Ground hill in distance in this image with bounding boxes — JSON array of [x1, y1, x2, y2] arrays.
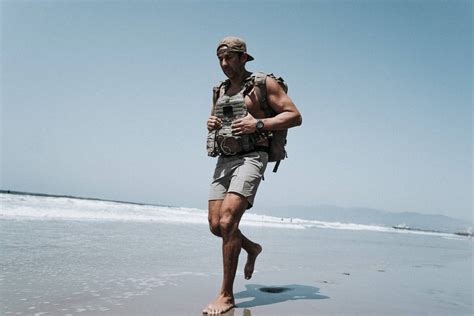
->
[[257, 204, 472, 234]]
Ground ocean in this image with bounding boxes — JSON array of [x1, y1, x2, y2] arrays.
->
[[1, 193, 472, 315]]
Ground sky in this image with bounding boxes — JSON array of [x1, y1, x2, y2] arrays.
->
[[1, 0, 472, 221]]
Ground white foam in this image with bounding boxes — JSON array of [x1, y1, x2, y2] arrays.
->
[[0, 193, 208, 225], [442, 235, 472, 241], [1, 193, 303, 229], [0, 193, 466, 238]]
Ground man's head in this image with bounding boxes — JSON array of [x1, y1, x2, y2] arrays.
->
[[216, 36, 254, 62], [217, 36, 253, 79]]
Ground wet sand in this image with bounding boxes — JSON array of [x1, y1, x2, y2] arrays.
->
[[1, 219, 472, 315]]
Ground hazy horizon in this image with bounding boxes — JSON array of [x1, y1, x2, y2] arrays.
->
[[2, 1, 472, 221]]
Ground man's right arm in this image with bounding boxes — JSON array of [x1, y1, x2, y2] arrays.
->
[[207, 115, 222, 132]]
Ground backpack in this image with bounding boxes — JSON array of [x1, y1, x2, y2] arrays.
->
[[212, 72, 289, 173], [252, 72, 288, 172]]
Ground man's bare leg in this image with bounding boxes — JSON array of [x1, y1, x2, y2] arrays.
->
[[240, 233, 262, 280], [204, 193, 247, 314], [208, 200, 262, 280]]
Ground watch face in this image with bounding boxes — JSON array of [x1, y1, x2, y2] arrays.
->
[[256, 120, 264, 130]]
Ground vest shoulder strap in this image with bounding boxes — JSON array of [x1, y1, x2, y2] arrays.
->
[[212, 80, 228, 114]]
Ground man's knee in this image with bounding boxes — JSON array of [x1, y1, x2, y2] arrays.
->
[[208, 218, 221, 237], [208, 200, 223, 237], [219, 212, 239, 236]]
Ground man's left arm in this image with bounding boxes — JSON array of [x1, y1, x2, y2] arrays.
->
[[261, 77, 302, 131], [231, 77, 302, 135]]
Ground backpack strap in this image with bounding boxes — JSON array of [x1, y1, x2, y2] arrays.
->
[[273, 160, 281, 173], [253, 72, 275, 118], [241, 75, 255, 97]]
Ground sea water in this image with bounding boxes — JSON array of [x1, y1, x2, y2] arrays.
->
[[0, 193, 472, 315]]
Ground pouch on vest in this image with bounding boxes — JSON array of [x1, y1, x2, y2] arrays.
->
[[208, 81, 257, 156]]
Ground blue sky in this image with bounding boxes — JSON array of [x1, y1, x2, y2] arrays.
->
[[1, 0, 472, 220]]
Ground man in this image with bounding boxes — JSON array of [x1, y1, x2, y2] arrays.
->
[[204, 36, 302, 315]]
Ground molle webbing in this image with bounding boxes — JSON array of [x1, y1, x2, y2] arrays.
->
[[214, 94, 247, 123], [214, 89, 255, 155]]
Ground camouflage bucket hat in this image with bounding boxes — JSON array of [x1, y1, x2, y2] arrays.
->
[[216, 36, 254, 61]]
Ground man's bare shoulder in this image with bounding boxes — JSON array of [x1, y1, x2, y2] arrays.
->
[[264, 75, 285, 96]]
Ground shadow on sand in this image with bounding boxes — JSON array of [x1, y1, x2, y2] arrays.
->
[[234, 284, 329, 308]]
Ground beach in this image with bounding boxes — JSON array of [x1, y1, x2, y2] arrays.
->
[[1, 194, 472, 315]]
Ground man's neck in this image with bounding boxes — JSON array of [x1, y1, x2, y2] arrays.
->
[[228, 70, 251, 88]]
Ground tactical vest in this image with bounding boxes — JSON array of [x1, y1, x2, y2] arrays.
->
[[213, 88, 255, 155]]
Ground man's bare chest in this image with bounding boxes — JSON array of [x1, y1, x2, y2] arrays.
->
[[244, 90, 264, 118]]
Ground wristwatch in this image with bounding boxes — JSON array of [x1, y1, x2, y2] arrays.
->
[[256, 119, 265, 131]]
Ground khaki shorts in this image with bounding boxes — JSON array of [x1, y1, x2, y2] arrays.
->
[[209, 151, 268, 209]]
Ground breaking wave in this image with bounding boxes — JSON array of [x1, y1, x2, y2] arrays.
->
[[0, 193, 466, 239]]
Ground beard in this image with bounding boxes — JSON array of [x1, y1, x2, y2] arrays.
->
[[223, 68, 233, 77]]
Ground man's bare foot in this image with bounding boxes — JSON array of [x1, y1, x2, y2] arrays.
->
[[202, 294, 235, 315], [244, 243, 262, 280]]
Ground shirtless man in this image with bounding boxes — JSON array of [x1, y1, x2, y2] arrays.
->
[[204, 36, 302, 315]]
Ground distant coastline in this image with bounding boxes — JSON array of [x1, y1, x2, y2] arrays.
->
[[392, 224, 473, 238], [255, 205, 472, 235]]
